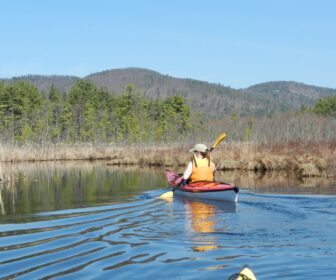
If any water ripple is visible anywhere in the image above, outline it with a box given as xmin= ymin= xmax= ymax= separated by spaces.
xmin=1 ymin=192 xmax=336 ymax=279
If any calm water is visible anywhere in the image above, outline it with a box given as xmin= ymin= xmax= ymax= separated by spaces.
xmin=0 ymin=162 xmax=336 ymax=279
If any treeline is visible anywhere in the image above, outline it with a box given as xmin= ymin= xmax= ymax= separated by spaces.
xmin=0 ymin=81 xmax=191 ymax=144
xmin=192 ymin=97 xmax=336 ymax=145
xmin=0 ymin=80 xmax=335 ymax=146
xmin=221 ymin=112 xmax=336 ymax=143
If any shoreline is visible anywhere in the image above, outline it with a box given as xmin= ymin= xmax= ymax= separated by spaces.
xmin=0 ymin=142 xmax=335 ymax=180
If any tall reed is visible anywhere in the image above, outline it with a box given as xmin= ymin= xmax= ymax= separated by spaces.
xmin=0 ymin=141 xmax=334 ymax=177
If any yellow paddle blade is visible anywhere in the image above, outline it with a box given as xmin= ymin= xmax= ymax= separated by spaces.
xmin=159 ymin=191 xmax=173 ymax=201
xmin=212 ymin=132 xmax=226 ymax=149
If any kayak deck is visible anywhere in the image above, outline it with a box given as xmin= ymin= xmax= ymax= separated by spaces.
xmin=165 ymin=170 xmax=239 ymax=202
xmin=182 ymin=181 xmax=238 ymax=193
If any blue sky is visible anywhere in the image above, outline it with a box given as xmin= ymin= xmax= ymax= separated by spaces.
xmin=1 ymin=0 xmax=335 ymax=88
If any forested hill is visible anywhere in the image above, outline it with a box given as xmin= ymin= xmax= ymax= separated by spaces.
xmin=246 ymin=81 xmax=336 ymax=112
xmin=1 ymin=75 xmax=79 ymax=93
xmin=2 ymin=68 xmax=336 ymax=117
xmin=87 ymin=68 xmax=246 ymax=117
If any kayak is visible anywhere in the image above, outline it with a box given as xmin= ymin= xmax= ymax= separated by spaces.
xmin=228 ymin=265 xmax=257 ymax=280
xmin=165 ymin=170 xmax=239 ymax=203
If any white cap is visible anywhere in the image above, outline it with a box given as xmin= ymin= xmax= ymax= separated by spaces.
xmin=189 ymin=143 xmax=208 ymax=153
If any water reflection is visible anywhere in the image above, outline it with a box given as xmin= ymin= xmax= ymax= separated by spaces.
xmin=0 ymin=164 xmax=336 ymax=279
xmin=0 ymin=181 xmax=16 ymax=216
xmin=0 ymin=185 xmax=5 ymax=215
xmin=216 ymin=170 xmax=336 ymax=194
xmin=0 ymin=162 xmax=166 ymax=223
xmin=186 ymin=200 xmax=215 ymax=233
xmin=1 ymin=162 xmax=335 ymax=223
xmin=177 ymin=196 xmax=236 ymax=252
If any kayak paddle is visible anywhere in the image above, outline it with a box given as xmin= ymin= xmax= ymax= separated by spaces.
xmin=209 ymin=132 xmax=226 ymax=152
xmin=159 ymin=132 xmax=227 ymax=200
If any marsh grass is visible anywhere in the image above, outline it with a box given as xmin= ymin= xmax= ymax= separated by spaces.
xmin=0 ymin=140 xmax=335 ymax=178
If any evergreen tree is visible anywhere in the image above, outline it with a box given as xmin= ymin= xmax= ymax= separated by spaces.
xmin=313 ymin=96 xmax=336 ymax=117
xmin=68 ymin=80 xmax=98 ymax=141
xmin=0 ymin=80 xmax=194 ymax=144
xmin=0 ymin=82 xmax=43 ymax=142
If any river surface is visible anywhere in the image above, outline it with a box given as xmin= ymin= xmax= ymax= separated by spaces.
xmin=0 ymin=162 xmax=335 ymax=279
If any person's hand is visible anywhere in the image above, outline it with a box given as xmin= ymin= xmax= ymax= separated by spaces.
xmin=180 ymin=179 xmax=188 ymax=187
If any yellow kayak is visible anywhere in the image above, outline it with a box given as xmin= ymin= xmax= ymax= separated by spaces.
xmin=228 ymin=266 xmax=256 ymax=280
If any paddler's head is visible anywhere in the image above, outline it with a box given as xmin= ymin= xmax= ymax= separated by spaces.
xmin=189 ymin=143 xmax=209 ymax=158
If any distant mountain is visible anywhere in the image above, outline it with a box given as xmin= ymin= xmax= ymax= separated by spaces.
xmin=86 ymin=68 xmax=249 ymax=117
xmin=0 ymin=75 xmax=79 ymax=93
xmin=86 ymin=68 xmax=336 ymax=117
xmin=246 ymin=81 xmax=336 ymax=111
xmin=247 ymin=81 xmax=336 ymax=99
xmin=1 ymin=68 xmax=336 ymax=118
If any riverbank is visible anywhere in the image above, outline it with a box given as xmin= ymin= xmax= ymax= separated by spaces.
xmin=0 ymin=141 xmax=335 ymax=179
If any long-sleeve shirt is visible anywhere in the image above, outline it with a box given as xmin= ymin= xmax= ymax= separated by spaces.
xmin=183 ymin=161 xmax=193 ymax=180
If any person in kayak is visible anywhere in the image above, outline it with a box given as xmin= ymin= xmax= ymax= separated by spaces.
xmin=181 ymin=143 xmax=216 ymax=185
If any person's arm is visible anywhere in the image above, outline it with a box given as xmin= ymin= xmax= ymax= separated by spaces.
xmin=183 ymin=161 xmax=192 ymax=180
xmin=211 ymin=161 xmax=216 ymax=180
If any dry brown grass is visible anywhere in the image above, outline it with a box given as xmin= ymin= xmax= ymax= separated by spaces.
xmin=0 ymin=143 xmax=125 ymax=162
xmin=213 ymin=141 xmax=334 ymax=177
xmin=0 ymin=141 xmax=335 ymax=177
